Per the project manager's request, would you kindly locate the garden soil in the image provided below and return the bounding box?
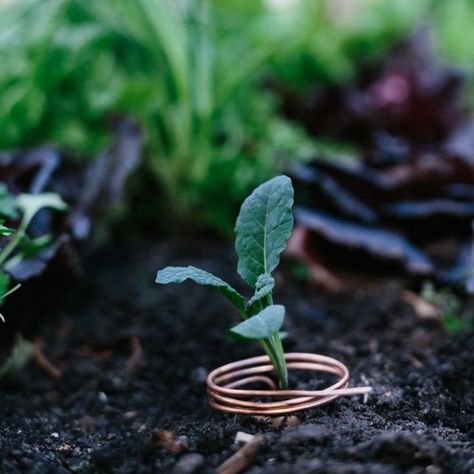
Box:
[0,238,473,473]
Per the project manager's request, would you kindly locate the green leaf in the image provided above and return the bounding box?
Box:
[235,175,293,287]
[247,273,275,312]
[0,184,18,220]
[19,234,53,259]
[0,272,11,304]
[16,193,67,227]
[230,304,284,340]
[156,266,245,313]
[0,219,15,236]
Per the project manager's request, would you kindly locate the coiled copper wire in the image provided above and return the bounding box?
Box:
[207,352,372,415]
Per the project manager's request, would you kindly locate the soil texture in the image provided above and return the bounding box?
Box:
[0,239,473,473]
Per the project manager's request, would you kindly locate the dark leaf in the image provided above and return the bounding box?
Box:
[294,207,434,276]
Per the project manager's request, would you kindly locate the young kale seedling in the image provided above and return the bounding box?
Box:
[156,175,293,389]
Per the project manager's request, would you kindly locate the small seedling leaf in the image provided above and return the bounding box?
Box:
[19,234,53,259]
[235,175,293,287]
[16,193,68,227]
[0,219,14,236]
[0,184,18,220]
[247,273,275,313]
[156,266,245,313]
[230,304,284,340]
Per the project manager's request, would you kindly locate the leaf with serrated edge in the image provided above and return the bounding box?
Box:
[235,175,293,287]
[247,273,275,311]
[230,304,284,340]
[156,266,245,313]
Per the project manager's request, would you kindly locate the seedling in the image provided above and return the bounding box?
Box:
[0,188,67,323]
[156,175,293,389]
[421,281,474,334]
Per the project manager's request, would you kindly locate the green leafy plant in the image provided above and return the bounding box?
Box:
[0,0,427,235]
[0,0,311,235]
[156,175,294,388]
[0,187,67,322]
[0,188,66,381]
[0,219,18,323]
[421,281,474,335]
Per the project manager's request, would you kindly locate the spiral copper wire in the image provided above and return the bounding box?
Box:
[207,352,372,415]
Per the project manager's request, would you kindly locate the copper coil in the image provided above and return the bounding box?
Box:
[206,352,372,415]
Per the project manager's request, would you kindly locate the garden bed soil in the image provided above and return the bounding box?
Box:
[0,238,473,473]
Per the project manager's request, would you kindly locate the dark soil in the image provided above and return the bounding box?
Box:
[0,238,473,474]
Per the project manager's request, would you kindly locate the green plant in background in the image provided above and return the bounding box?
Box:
[428,0,474,107]
[156,175,294,388]
[262,0,428,92]
[0,0,309,234]
[0,185,67,322]
[4,0,473,234]
[421,281,474,334]
[0,187,66,380]
[0,0,434,235]
[0,220,18,323]
[430,0,474,71]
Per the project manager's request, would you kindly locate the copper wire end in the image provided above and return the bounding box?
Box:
[206,352,372,416]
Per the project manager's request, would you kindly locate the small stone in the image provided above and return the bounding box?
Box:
[235,431,254,445]
[98,392,108,403]
[426,465,442,474]
[173,453,204,474]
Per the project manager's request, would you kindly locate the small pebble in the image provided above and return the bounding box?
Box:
[173,453,204,474]
[98,392,108,403]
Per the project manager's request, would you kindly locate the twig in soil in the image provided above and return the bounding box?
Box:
[402,290,439,319]
[32,339,62,380]
[361,375,371,404]
[410,356,424,368]
[216,434,264,474]
[126,336,143,374]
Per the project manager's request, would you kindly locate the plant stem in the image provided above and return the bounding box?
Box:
[243,296,288,390]
[262,294,288,389]
[0,221,27,267]
[265,333,288,389]
[271,333,288,389]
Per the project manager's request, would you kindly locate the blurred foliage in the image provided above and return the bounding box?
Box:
[0,0,469,233]
[263,0,428,92]
[0,334,33,381]
[0,186,67,323]
[421,282,474,335]
[428,0,474,109]
[430,1,474,75]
